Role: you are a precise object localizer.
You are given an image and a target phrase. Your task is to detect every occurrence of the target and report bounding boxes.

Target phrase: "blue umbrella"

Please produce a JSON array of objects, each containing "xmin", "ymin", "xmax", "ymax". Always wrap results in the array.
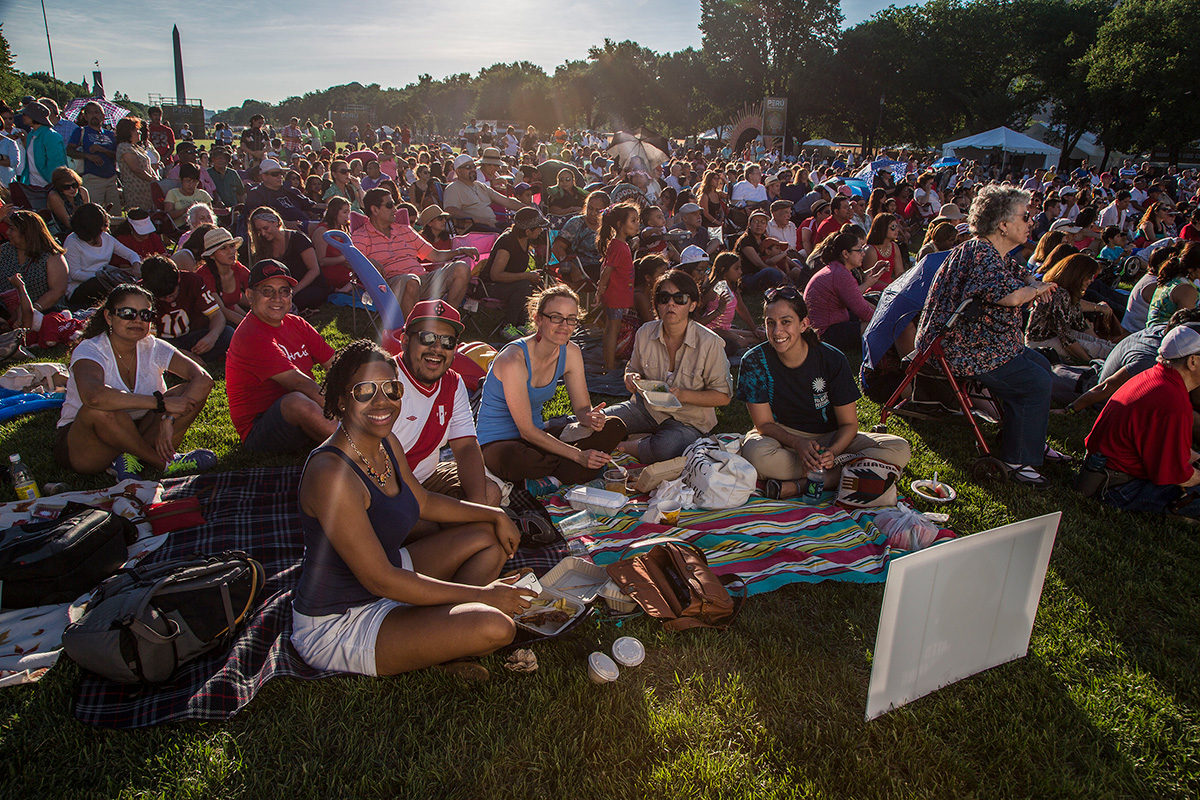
[{"xmin": 932, "ymin": 156, "xmax": 962, "ymax": 169}]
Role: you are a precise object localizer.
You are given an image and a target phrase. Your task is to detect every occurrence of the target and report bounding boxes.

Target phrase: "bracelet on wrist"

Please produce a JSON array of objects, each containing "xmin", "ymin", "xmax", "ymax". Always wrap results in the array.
[{"xmin": 153, "ymin": 390, "xmax": 166, "ymax": 413}]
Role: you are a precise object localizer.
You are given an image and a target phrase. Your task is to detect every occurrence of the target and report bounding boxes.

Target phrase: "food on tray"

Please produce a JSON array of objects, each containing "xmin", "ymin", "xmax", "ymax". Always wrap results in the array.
[{"xmin": 518, "ymin": 608, "xmax": 571, "ymax": 628}]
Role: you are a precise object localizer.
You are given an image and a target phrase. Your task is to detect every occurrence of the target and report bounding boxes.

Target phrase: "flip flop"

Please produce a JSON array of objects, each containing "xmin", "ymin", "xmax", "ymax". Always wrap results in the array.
[{"xmin": 764, "ymin": 479, "xmax": 799, "ymax": 500}]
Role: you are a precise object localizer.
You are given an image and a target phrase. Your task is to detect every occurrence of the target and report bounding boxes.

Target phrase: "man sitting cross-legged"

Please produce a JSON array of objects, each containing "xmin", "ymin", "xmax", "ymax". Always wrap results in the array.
[
  {"xmin": 225, "ymin": 260, "xmax": 337, "ymax": 454},
  {"xmin": 352, "ymin": 187, "xmax": 476, "ymax": 321}
]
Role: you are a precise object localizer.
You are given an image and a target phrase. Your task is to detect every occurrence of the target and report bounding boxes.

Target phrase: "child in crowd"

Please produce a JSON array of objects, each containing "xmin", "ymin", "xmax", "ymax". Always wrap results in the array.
[
  {"xmin": 164, "ymin": 164, "xmax": 213, "ymax": 228},
  {"xmin": 596, "ymin": 202, "xmax": 640, "ymax": 372},
  {"xmin": 113, "ymin": 208, "xmax": 167, "ymax": 261},
  {"xmin": 1099, "ymin": 226, "xmax": 1131, "ymax": 262},
  {"xmin": 699, "ymin": 251, "xmax": 764, "ymax": 351}
]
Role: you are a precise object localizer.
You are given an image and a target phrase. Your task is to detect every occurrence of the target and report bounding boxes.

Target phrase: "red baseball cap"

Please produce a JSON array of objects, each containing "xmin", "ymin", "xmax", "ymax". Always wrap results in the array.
[{"xmin": 404, "ymin": 299, "xmax": 464, "ymax": 335}]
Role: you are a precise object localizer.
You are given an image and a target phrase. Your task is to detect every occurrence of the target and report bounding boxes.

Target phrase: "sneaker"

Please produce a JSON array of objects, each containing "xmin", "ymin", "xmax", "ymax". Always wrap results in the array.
[
  {"xmin": 524, "ymin": 476, "xmax": 561, "ymax": 497},
  {"xmin": 106, "ymin": 453, "xmax": 144, "ymax": 482},
  {"xmin": 163, "ymin": 449, "xmax": 218, "ymax": 477},
  {"xmin": 501, "ymin": 323, "xmax": 531, "ymax": 341}
]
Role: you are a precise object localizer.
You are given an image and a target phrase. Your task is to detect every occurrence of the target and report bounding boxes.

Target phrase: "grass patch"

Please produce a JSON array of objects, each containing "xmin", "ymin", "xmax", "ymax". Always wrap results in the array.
[{"xmin": 0, "ymin": 305, "xmax": 1197, "ymax": 798}]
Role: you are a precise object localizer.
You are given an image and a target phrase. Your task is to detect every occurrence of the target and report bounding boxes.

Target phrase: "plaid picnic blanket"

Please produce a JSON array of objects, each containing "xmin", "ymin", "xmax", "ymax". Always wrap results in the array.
[
  {"xmin": 74, "ymin": 466, "xmax": 567, "ymax": 729},
  {"xmin": 543, "ymin": 490, "xmax": 895, "ymax": 595}
]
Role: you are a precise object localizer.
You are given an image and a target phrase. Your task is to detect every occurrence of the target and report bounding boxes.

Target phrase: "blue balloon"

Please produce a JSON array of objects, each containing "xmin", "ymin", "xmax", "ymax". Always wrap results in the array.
[{"xmin": 322, "ymin": 230, "xmax": 406, "ymax": 332}]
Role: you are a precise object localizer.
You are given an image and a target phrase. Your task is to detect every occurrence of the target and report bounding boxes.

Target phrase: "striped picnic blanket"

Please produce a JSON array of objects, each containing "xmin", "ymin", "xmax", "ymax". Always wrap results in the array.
[{"xmin": 542, "ymin": 490, "xmax": 893, "ymax": 595}]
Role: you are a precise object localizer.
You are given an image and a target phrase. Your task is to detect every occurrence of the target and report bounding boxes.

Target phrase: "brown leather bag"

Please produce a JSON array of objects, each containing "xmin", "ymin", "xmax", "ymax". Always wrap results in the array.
[{"xmin": 604, "ymin": 538, "xmax": 745, "ymax": 631}]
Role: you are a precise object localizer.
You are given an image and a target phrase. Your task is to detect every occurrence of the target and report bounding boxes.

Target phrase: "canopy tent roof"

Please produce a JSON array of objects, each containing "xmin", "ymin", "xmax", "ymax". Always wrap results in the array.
[{"xmin": 942, "ymin": 126, "xmax": 1059, "ymax": 157}]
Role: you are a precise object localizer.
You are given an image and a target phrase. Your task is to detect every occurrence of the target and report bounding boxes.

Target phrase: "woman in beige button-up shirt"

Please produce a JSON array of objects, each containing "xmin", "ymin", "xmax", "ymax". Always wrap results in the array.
[{"xmin": 606, "ymin": 269, "xmax": 732, "ymax": 463}]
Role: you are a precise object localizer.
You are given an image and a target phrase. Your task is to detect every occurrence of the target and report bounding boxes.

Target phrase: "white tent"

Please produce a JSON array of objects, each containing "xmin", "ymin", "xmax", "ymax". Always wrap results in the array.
[
  {"xmin": 942, "ymin": 126, "xmax": 1060, "ymax": 170},
  {"xmin": 804, "ymin": 138, "xmax": 838, "ymax": 147}
]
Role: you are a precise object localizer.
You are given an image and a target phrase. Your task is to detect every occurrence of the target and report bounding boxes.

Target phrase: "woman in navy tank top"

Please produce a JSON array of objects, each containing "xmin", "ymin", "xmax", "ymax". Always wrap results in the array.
[{"xmin": 292, "ymin": 341, "xmax": 535, "ymax": 678}]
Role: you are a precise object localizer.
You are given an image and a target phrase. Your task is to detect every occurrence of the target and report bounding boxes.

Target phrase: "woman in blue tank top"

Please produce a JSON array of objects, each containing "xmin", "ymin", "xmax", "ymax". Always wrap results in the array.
[
  {"xmin": 476, "ymin": 285, "xmax": 627, "ymax": 490},
  {"xmin": 291, "ymin": 341, "xmax": 536, "ymax": 679}
]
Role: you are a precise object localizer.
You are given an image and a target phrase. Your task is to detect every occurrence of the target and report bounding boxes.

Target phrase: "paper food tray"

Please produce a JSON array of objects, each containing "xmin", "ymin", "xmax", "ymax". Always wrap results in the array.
[
  {"xmin": 633, "ymin": 378, "xmax": 683, "ymax": 409},
  {"xmin": 514, "ymin": 589, "xmax": 586, "ymax": 637},
  {"xmin": 542, "ymin": 557, "xmax": 610, "ymax": 603}
]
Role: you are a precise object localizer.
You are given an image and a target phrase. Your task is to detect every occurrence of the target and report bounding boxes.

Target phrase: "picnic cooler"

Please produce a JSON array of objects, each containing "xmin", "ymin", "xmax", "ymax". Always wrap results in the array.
[
  {"xmin": 63, "ymin": 551, "xmax": 265, "ymax": 684},
  {"xmin": 0, "ymin": 503, "xmax": 137, "ymax": 609},
  {"xmin": 605, "ymin": 538, "xmax": 745, "ymax": 631}
]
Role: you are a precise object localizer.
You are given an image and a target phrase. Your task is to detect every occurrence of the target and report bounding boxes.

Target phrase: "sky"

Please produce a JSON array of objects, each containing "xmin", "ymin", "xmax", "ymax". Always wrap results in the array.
[{"xmin": 4, "ymin": 0, "xmax": 901, "ymax": 111}]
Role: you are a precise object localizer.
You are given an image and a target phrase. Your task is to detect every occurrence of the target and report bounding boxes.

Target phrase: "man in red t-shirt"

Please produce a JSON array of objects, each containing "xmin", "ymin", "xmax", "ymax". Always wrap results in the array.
[
  {"xmin": 140, "ymin": 255, "xmax": 231, "ymax": 366},
  {"xmin": 1083, "ymin": 324, "xmax": 1200, "ymax": 518},
  {"xmin": 146, "ymin": 106, "xmax": 176, "ymax": 164},
  {"xmin": 225, "ymin": 260, "xmax": 337, "ymax": 453},
  {"xmin": 813, "ymin": 195, "xmax": 852, "ymax": 248}
]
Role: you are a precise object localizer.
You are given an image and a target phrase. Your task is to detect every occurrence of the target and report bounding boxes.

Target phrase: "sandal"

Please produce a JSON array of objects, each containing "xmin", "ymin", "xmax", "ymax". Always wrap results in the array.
[
  {"xmin": 764, "ymin": 479, "xmax": 799, "ymax": 500},
  {"xmin": 1005, "ymin": 463, "xmax": 1050, "ymax": 488},
  {"xmin": 1043, "ymin": 444, "xmax": 1074, "ymax": 464}
]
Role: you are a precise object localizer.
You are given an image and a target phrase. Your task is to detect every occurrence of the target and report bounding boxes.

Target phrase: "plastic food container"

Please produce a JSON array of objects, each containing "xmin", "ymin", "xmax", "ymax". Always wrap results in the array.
[
  {"xmin": 611, "ymin": 636, "xmax": 645, "ymax": 667},
  {"xmin": 541, "ymin": 557, "xmax": 610, "ymax": 603},
  {"xmin": 603, "ymin": 468, "xmax": 628, "ymax": 494},
  {"xmin": 514, "ymin": 590, "xmax": 586, "ymax": 637},
  {"xmin": 633, "ymin": 379, "xmax": 683, "ymax": 409},
  {"xmin": 587, "ymin": 652, "xmax": 619, "ymax": 684},
  {"xmin": 599, "ymin": 579, "xmax": 639, "ymax": 614},
  {"xmin": 910, "ymin": 479, "xmax": 957, "ymax": 504},
  {"xmin": 566, "ymin": 486, "xmax": 627, "ymax": 516}
]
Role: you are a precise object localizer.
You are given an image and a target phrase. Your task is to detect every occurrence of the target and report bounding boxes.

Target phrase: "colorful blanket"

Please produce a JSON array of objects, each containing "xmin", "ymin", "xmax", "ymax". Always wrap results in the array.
[
  {"xmin": 74, "ymin": 466, "xmax": 567, "ymax": 729},
  {"xmin": 542, "ymin": 490, "xmax": 893, "ymax": 595}
]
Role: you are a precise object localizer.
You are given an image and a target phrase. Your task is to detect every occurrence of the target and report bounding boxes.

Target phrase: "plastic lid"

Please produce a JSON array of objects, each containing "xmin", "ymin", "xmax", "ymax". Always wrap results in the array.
[
  {"xmin": 587, "ymin": 652, "xmax": 619, "ymax": 682},
  {"xmin": 611, "ymin": 636, "xmax": 645, "ymax": 667},
  {"xmin": 9, "ymin": 454, "xmax": 18, "ymax": 462}
]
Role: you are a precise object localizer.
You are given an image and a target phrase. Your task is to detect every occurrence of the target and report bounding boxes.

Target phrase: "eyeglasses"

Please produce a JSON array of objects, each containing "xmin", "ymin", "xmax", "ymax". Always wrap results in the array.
[
  {"xmin": 540, "ymin": 312, "xmax": 579, "ymax": 326},
  {"xmin": 255, "ymin": 285, "xmax": 293, "ymax": 298},
  {"xmin": 764, "ymin": 285, "xmax": 800, "ymax": 303},
  {"xmin": 264, "ymin": 171, "xmax": 283, "ymax": 177},
  {"xmin": 848, "ymin": 247, "xmax": 864, "ymax": 253},
  {"xmin": 113, "ymin": 307, "xmax": 155, "ymax": 321},
  {"xmin": 413, "ymin": 330, "xmax": 457, "ymax": 350},
  {"xmin": 350, "ymin": 379, "xmax": 404, "ymax": 403},
  {"xmin": 655, "ymin": 291, "xmax": 691, "ymax": 306}
]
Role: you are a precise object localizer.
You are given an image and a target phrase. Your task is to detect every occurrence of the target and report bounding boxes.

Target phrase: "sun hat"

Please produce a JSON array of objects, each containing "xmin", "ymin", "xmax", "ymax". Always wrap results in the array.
[
  {"xmin": 764, "ymin": 173, "xmax": 782, "ymax": 186},
  {"xmin": 1049, "ymin": 218, "xmax": 1082, "ymax": 234},
  {"xmin": 679, "ymin": 245, "xmax": 710, "ymax": 265},
  {"xmin": 21, "ymin": 101, "xmax": 50, "ymax": 126},
  {"xmin": 1159, "ymin": 325, "xmax": 1200, "ymax": 359},
  {"xmin": 417, "ymin": 205, "xmax": 451, "ymax": 226},
  {"xmin": 479, "ymin": 147, "xmax": 505, "ymax": 166},
  {"xmin": 405, "ymin": 299, "xmax": 464, "ymax": 336},
  {"xmin": 201, "ymin": 227, "xmax": 244, "ymax": 258},
  {"xmin": 248, "ymin": 259, "xmax": 297, "ymax": 288},
  {"xmin": 514, "ymin": 206, "xmax": 551, "ymax": 230},
  {"xmin": 939, "ymin": 203, "xmax": 965, "ymax": 220},
  {"xmin": 258, "ymin": 158, "xmax": 284, "ymax": 174},
  {"xmin": 453, "ymin": 154, "xmax": 476, "ymax": 170},
  {"xmin": 127, "ymin": 208, "xmax": 156, "ymax": 236}
]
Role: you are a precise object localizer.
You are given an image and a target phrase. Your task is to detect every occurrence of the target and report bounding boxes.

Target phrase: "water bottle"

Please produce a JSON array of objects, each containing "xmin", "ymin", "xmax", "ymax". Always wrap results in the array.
[
  {"xmin": 804, "ymin": 454, "xmax": 826, "ymax": 504},
  {"xmin": 1072, "ymin": 451, "xmax": 1108, "ymax": 497},
  {"xmin": 9, "ymin": 454, "xmax": 41, "ymax": 500}
]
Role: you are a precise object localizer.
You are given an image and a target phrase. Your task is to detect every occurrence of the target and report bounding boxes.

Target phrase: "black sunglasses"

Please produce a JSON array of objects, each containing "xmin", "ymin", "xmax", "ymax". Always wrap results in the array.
[
  {"xmin": 264, "ymin": 171, "xmax": 283, "ymax": 177},
  {"xmin": 113, "ymin": 307, "xmax": 155, "ymax": 322},
  {"xmin": 764, "ymin": 285, "xmax": 800, "ymax": 302},
  {"xmin": 413, "ymin": 330, "xmax": 457, "ymax": 350},
  {"xmin": 655, "ymin": 291, "xmax": 691, "ymax": 306},
  {"xmin": 350, "ymin": 379, "xmax": 404, "ymax": 403}
]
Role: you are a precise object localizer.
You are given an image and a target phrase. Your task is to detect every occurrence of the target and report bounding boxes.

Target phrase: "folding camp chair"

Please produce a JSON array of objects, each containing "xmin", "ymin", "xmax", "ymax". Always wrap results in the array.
[{"xmin": 871, "ymin": 298, "xmax": 1008, "ymax": 481}]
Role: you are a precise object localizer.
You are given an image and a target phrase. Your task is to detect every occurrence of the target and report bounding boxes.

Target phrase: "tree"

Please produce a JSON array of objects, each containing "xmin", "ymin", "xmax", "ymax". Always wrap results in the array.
[
  {"xmin": 1085, "ymin": 0, "xmax": 1200, "ymax": 163},
  {"xmin": 585, "ymin": 39, "xmax": 661, "ymax": 131},
  {"xmin": 0, "ymin": 26, "xmax": 23, "ymax": 103},
  {"xmin": 700, "ymin": 0, "xmax": 842, "ymax": 98}
]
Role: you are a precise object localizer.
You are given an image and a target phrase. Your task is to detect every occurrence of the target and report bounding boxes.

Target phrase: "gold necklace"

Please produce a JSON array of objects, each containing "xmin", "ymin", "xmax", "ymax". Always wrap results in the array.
[{"xmin": 342, "ymin": 427, "xmax": 392, "ymax": 488}]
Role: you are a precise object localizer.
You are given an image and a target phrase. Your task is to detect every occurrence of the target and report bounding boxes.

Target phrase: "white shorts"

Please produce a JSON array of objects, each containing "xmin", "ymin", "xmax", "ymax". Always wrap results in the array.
[{"xmin": 291, "ymin": 548, "xmax": 412, "ymax": 676}]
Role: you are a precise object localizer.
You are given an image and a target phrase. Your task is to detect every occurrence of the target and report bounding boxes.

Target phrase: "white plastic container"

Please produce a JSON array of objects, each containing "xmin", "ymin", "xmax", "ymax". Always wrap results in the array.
[
  {"xmin": 599, "ymin": 579, "xmax": 639, "ymax": 614},
  {"xmin": 566, "ymin": 486, "xmax": 626, "ymax": 516},
  {"xmin": 587, "ymin": 652, "xmax": 619, "ymax": 684},
  {"xmin": 541, "ymin": 556, "xmax": 609, "ymax": 603},
  {"xmin": 633, "ymin": 379, "xmax": 683, "ymax": 409},
  {"xmin": 513, "ymin": 590, "xmax": 586, "ymax": 637},
  {"xmin": 611, "ymin": 636, "xmax": 645, "ymax": 667}
]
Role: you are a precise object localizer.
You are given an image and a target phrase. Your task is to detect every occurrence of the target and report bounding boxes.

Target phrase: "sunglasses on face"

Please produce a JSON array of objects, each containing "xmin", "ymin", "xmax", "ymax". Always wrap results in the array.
[
  {"xmin": 381, "ymin": 202, "xmax": 396, "ymax": 209},
  {"xmin": 413, "ymin": 330, "xmax": 457, "ymax": 350},
  {"xmin": 335, "ymin": 168, "xmax": 349, "ymax": 175},
  {"xmin": 59, "ymin": 182, "xmax": 80, "ymax": 190},
  {"xmin": 113, "ymin": 307, "xmax": 155, "ymax": 322},
  {"xmin": 350, "ymin": 379, "xmax": 404, "ymax": 403},
  {"xmin": 540, "ymin": 312, "xmax": 579, "ymax": 326},
  {"xmin": 256, "ymin": 285, "xmax": 293, "ymax": 299},
  {"xmin": 655, "ymin": 291, "xmax": 691, "ymax": 306}
]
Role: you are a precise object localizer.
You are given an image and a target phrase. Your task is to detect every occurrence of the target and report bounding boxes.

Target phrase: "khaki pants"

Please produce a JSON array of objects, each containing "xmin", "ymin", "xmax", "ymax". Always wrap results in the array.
[
  {"xmin": 83, "ymin": 173, "xmax": 121, "ymax": 210},
  {"xmin": 740, "ymin": 423, "xmax": 911, "ymax": 481}
]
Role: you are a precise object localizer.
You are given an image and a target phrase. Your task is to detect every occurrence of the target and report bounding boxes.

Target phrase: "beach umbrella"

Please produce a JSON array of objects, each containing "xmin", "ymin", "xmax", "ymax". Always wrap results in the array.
[
  {"xmin": 607, "ymin": 128, "xmax": 669, "ymax": 171},
  {"xmin": 62, "ymin": 97, "xmax": 131, "ymax": 128}
]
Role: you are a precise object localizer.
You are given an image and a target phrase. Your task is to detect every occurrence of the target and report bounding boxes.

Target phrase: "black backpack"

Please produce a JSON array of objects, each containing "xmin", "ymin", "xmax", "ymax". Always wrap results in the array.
[
  {"xmin": 62, "ymin": 551, "xmax": 265, "ymax": 684},
  {"xmin": 0, "ymin": 504, "xmax": 137, "ymax": 609}
]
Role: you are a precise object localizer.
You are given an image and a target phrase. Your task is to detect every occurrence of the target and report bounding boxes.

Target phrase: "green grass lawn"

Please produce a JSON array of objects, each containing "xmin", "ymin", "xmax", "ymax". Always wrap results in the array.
[{"xmin": 0, "ymin": 305, "xmax": 1197, "ymax": 799}]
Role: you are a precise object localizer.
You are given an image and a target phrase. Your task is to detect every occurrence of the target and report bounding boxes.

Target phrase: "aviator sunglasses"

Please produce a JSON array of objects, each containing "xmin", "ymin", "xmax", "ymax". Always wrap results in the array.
[
  {"xmin": 350, "ymin": 380, "xmax": 404, "ymax": 403},
  {"xmin": 413, "ymin": 331, "xmax": 458, "ymax": 350}
]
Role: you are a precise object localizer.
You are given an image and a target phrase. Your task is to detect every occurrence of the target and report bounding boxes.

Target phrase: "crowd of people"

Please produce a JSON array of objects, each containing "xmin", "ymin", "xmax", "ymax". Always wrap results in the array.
[{"xmin": 3, "ymin": 98, "xmax": 1200, "ymax": 679}]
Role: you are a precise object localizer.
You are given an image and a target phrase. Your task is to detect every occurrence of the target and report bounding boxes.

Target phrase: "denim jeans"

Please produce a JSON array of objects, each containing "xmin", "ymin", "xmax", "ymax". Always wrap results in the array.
[
  {"xmin": 970, "ymin": 347, "xmax": 1052, "ymax": 466},
  {"xmin": 741, "ymin": 266, "xmax": 789, "ymax": 292},
  {"xmin": 1104, "ymin": 479, "xmax": 1200, "ymax": 517},
  {"xmin": 604, "ymin": 396, "xmax": 706, "ymax": 463}
]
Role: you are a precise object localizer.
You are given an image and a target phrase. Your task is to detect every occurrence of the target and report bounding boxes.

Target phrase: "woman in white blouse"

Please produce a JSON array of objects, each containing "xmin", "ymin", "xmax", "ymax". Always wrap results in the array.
[{"xmin": 63, "ymin": 203, "xmax": 142, "ymax": 309}]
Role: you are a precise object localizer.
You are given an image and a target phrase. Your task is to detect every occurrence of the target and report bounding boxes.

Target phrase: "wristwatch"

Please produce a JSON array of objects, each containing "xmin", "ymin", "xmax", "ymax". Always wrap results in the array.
[{"xmin": 153, "ymin": 390, "xmax": 166, "ymax": 413}]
